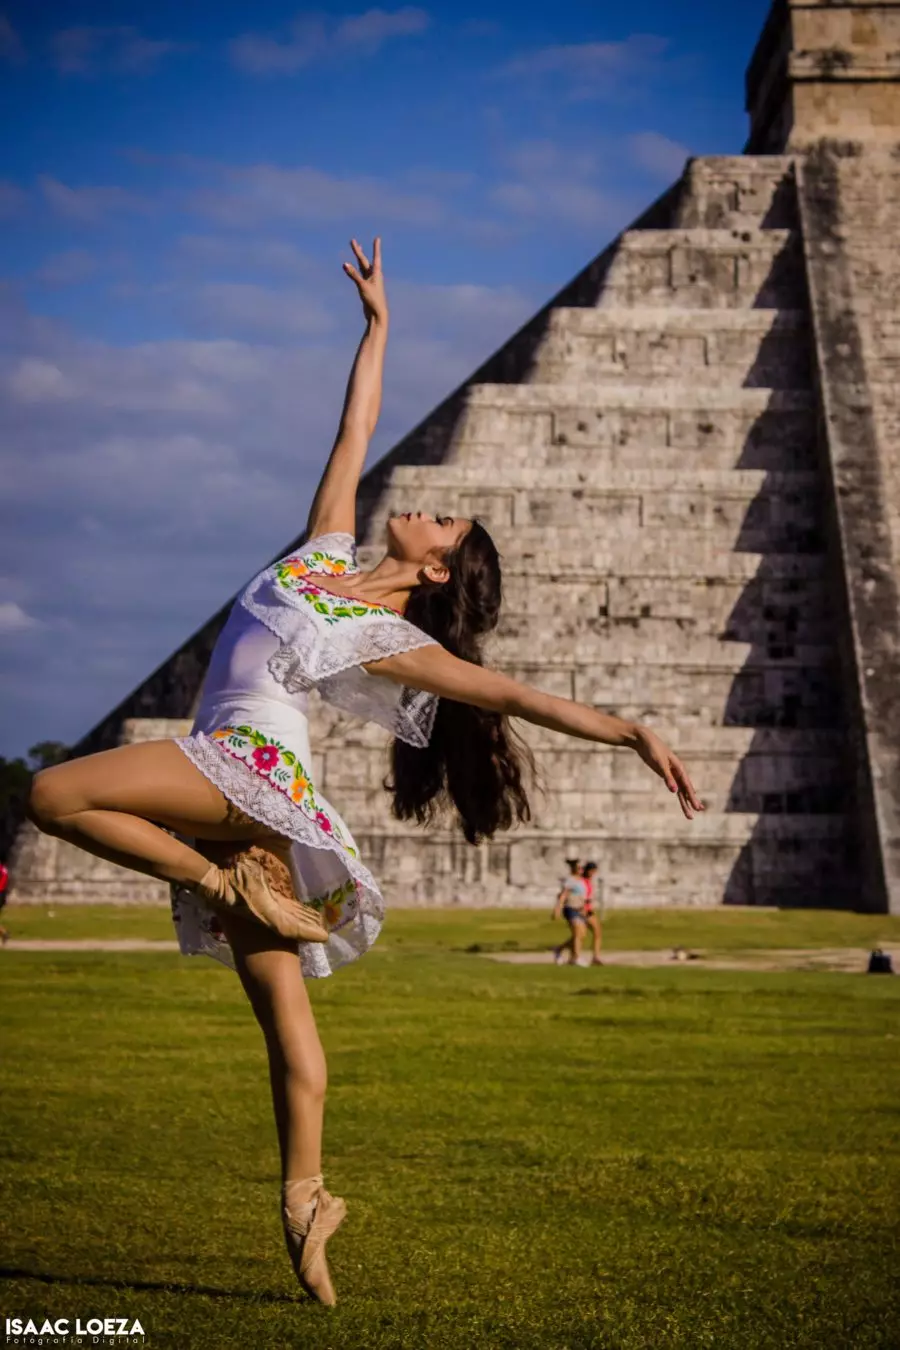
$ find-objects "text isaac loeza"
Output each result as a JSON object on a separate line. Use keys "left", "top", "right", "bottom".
{"left": 5, "top": 1318, "right": 145, "bottom": 1345}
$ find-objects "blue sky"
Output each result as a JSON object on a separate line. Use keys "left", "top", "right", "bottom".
{"left": 1, "top": 0, "right": 771, "bottom": 758}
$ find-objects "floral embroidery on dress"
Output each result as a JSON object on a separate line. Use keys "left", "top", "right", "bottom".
{"left": 275, "top": 550, "right": 351, "bottom": 584}
{"left": 308, "top": 877, "right": 358, "bottom": 927}
{"left": 273, "top": 540, "right": 400, "bottom": 627}
{"left": 297, "top": 581, "right": 398, "bottom": 626}
{"left": 209, "top": 724, "right": 358, "bottom": 857}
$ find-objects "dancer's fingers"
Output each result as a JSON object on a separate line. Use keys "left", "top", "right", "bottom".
{"left": 351, "top": 238, "right": 371, "bottom": 272}
{"left": 372, "top": 235, "right": 381, "bottom": 272}
{"left": 672, "top": 757, "right": 704, "bottom": 814}
{"left": 343, "top": 261, "right": 363, "bottom": 285}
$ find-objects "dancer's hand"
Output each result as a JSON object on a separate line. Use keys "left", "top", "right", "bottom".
{"left": 631, "top": 725, "right": 704, "bottom": 820}
{"left": 343, "top": 236, "right": 388, "bottom": 326}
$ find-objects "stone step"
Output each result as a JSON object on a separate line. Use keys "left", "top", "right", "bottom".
{"left": 410, "top": 531, "right": 828, "bottom": 577}
{"left": 449, "top": 385, "right": 815, "bottom": 465}
{"left": 488, "top": 611, "right": 831, "bottom": 657}
{"left": 496, "top": 661, "right": 842, "bottom": 729}
{"left": 343, "top": 801, "right": 847, "bottom": 842}
{"left": 503, "top": 605, "right": 830, "bottom": 651}
{"left": 370, "top": 472, "right": 823, "bottom": 551}
{"left": 388, "top": 465, "right": 813, "bottom": 493}
{"left": 442, "top": 437, "right": 818, "bottom": 473}
{"left": 531, "top": 308, "right": 811, "bottom": 388}
{"left": 359, "top": 541, "right": 827, "bottom": 586}
{"left": 598, "top": 228, "right": 805, "bottom": 309}
{"left": 349, "top": 814, "right": 853, "bottom": 909}
{"left": 321, "top": 737, "right": 847, "bottom": 813}
{"left": 674, "top": 157, "right": 799, "bottom": 231}
{"left": 312, "top": 700, "right": 844, "bottom": 757}
{"left": 485, "top": 622, "right": 833, "bottom": 667}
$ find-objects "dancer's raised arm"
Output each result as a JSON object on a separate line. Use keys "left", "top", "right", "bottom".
{"left": 305, "top": 237, "right": 388, "bottom": 539}
{"left": 366, "top": 644, "right": 704, "bottom": 820}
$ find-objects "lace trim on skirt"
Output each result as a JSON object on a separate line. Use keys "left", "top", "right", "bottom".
{"left": 172, "top": 733, "right": 384, "bottom": 980}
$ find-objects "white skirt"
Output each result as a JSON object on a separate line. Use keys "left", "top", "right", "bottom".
{"left": 170, "top": 694, "right": 383, "bottom": 979}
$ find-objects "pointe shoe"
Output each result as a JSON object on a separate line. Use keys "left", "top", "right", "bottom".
{"left": 194, "top": 853, "right": 329, "bottom": 943}
{"left": 282, "top": 1174, "right": 347, "bottom": 1306}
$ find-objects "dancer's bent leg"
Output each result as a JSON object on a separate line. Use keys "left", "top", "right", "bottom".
{"left": 215, "top": 910, "right": 326, "bottom": 1183}
{"left": 26, "top": 741, "right": 266, "bottom": 886}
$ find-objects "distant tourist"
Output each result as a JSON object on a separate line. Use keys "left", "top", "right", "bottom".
{"left": 581, "top": 860, "right": 604, "bottom": 966}
{"left": 0, "top": 860, "right": 9, "bottom": 945}
{"left": 553, "top": 858, "right": 588, "bottom": 965}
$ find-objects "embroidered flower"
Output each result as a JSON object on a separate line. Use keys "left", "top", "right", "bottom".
{"left": 315, "top": 810, "right": 333, "bottom": 834}
{"left": 275, "top": 547, "right": 354, "bottom": 593}
{"left": 252, "top": 745, "right": 280, "bottom": 773}
{"left": 323, "top": 901, "right": 342, "bottom": 926}
{"left": 290, "top": 774, "right": 311, "bottom": 803}
{"left": 282, "top": 558, "right": 310, "bottom": 578}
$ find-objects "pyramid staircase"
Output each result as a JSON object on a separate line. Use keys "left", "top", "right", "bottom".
{"left": 306, "top": 157, "right": 854, "bottom": 910}
{"left": 9, "top": 155, "right": 859, "bottom": 909}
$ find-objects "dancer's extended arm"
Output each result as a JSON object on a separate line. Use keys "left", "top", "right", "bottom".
{"left": 305, "top": 237, "right": 388, "bottom": 539}
{"left": 365, "top": 645, "right": 705, "bottom": 820}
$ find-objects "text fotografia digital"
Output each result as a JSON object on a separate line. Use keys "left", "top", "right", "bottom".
{"left": 4, "top": 1319, "right": 145, "bottom": 1346}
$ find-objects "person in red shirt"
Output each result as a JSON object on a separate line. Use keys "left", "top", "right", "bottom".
{"left": 581, "top": 861, "right": 603, "bottom": 966}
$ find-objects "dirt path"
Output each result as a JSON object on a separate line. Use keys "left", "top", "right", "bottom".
{"left": 2, "top": 940, "right": 898, "bottom": 972}
{"left": 483, "top": 945, "right": 900, "bottom": 974}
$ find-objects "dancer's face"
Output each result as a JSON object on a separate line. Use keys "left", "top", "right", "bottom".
{"left": 387, "top": 511, "right": 472, "bottom": 574}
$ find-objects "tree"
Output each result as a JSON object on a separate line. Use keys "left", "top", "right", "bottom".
{"left": 27, "top": 741, "right": 70, "bottom": 770}
{"left": 0, "top": 742, "right": 70, "bottom": 860}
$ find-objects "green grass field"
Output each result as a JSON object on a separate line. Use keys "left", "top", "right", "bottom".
{"left": 1, "top": 907, "right": 899, "bottom": 1349}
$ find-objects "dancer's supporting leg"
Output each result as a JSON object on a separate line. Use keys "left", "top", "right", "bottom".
{"left": 213, "top": 908, "right": 343, "bottom": 1304}
{"left": 26, "top": 741, "right": 257, "bottom": 883}
{"left": 216, "top": 910, "right": 327, "bottom": 1184}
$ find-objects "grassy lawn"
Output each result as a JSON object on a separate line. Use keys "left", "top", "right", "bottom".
{"left": 5, "top": 901, "right": 900, "bottom": 952}
{"left": 1, "top": 912, "right": 898, "bottom": 1349}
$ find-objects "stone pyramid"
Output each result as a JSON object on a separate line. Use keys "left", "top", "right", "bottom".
{"left": 13, "top": 0, "right": 900, "bottom": 915}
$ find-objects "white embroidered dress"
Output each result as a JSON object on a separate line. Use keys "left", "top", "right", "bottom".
{"left": 172, "top": 532, "right": 438, "bottom": 979}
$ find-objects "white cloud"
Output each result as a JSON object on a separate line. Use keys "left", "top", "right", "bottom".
{"left": 7, "top": 358, "right": 79, "bottom": 402}
{"left": 190, "top": 282, "right": 337, "bottom": 338}
{"left": 488, "top": 138, "right": 624, "bottom": 231}
{"left": 38, "top": 175, "right": 154, "bottom": 224}
{"left": 230, "top": 7, "right": 429, "bottom": 75}
{"left": 336, "top": 7, "right": 429, "bottom": 49}
{"left": 175, "top": 234, "right": 316, "bottom": 277}
{"left": 188, "top": 163, "right": 443, "bottom": 228}
{"left": 0, "top": 602, "right": 39, "bottom": 634}
{"left": 498, "top": 34, "right": 668, "bottom": 101}
{"left": 630, "top": 130, "right": 690, "bottom": 179}
{"left": 51, "top": 26, "right": 187, "bottom": 76}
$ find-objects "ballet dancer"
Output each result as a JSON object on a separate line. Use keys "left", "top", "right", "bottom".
{"left": 26, "top": 237, "right": 704, "bottom": 1306}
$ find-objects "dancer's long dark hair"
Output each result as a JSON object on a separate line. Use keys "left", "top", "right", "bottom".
{"left": 386, "top": 519, "right": 534, "bottom": 845}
